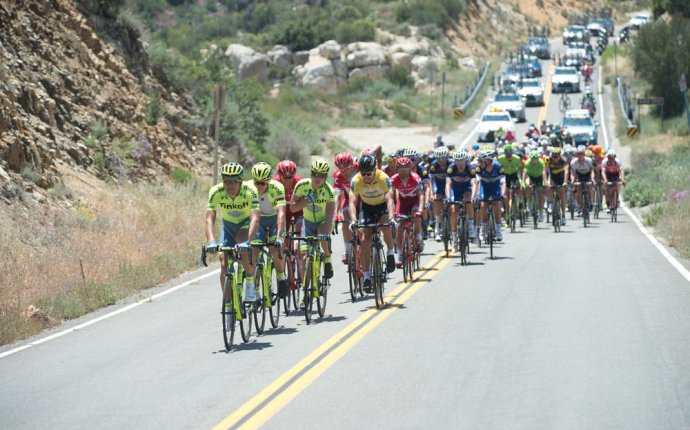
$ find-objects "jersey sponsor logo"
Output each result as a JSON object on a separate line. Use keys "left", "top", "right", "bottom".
{"left": 220, "top": 201, "right": 250, "bottom": 210}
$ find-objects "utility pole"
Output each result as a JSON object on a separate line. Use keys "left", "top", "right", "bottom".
{"left": 681, "top": 73, "right": 690, "bottom": 133}
{"left": 212, "top": 84, "right": 226, "bottom": 184}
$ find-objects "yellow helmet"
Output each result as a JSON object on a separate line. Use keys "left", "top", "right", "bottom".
{"left": 251, "top": 162, "right": 272, "bottom": 181}
{"left": 221, "top": 162, "right": 243, "bottom": 178}
{"left": 311, "top": 158, "right": 330, "bottom": 174}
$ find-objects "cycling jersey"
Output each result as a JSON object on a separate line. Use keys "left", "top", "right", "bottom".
{"left": 497, "top": 154, "right": 523, "bottom": 175}
{"left": 524, "top": 159, "right": 545, "bottom": 178}
{"left": 570, "top": 157, "right": 593, "bottom": 175}
{"left": 546, "top": 157, "right": 568, "bottom": 185}
{"left": 244, "top": 179, "right": 285, "bottom": 217}
{"left": 602, "top": 157, "right": 622, "bottom": 175}
{"left": 333, "top": 169, "right": 354, "bottom": 212}
{"left": 293, "top": 178, "right": 336, "bottom": 223}
{"left": 429, "top": 158, "right": 450, "bottom": 195}
{"left": 447, "top": 162, "right": 477, "bottom": 201}
{"left": 391, "top": 172, "right": 422, "bottom": 199}
{"left": 415, "top": 164, "right": 430, "bottom": 184}
{"left": 207, "top": 182, "right": 259, "bottom": 224}
{"left": 476, "top": 161, "right": 505, "bottom": 200}
{"left": 350, "top": 170, "right": 391, "bottom": 206}
{"left": 273, "top": 173, "right": 303, "bottom": 224}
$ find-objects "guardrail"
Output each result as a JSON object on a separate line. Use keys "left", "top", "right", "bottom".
{"left": 453, "top": 62, "right": 491, "bottom": 117}
{"left": 617, "top": 77, "right": 636, "bottom": 128}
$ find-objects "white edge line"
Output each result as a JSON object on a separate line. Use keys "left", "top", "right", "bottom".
{"left": 0, "top": 269, "right": 220, "bottom": 359}
{"left": 622, "top": 204, "right": 690, "bottom": 283}
{"left": 598, "top": 64, "right": 610, "bottom": 150}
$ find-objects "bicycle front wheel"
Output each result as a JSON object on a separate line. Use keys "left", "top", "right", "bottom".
{"left": 316, "top": 260, "right": 327, "bottom": 318}
{"left": 289, "top": 255, "right": 302, "bottom": 313}
{"left": 459, "top": 216, "right": 468, "bottom": 265}
{"left": 303, "top": 258, "right": 314, "bottom": 325}
{"left": 372, "top": 247, "right": 384, "bottom": 309}
{"left": 401, "top": 232, "right": 410, "bottom": 282}
{"left": 267, "top": 264, "right": 280, "bottom": 329}
{"left": 221, "top": 276, "right": 236, "bottom": 351}
{"left": 442, "top": 213, "right": 451, "bottom": 258}
{"left": 347, "top": 243, "right": 360, "bottom": 301}
{"left": 253, "top": 265, "right": 266, "bottom": 335}
{"left": 487, "top": 212, "right": 495, "bottom": 260}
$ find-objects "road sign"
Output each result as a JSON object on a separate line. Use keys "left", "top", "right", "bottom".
{"left": 627, "top": 126, "right": 638, "bottom": 137}
{"left": 453, "top": 107, "right": 464, "bottom": 118}
{"left": 637, "top": 97, "right": 664, "bottom": 105}
{"left": 680, "top": 73, "right": 687, "bottom": 92}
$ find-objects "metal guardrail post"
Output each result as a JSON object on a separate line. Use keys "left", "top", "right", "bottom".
{"left": 455, "top": 62, "right": 491, "bottom": 115}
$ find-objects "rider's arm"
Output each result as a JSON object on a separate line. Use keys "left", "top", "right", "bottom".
{"left": 334, "top": 189, "right": 344, "bottom": 220}
{"left": 205, "top": 210, "right": 216, "bottom": 242}
{"left": 323, "top": 201, "right": 335, "bottom": 234}
{"left": 385, "top": 189, "right": 395, "bottom": 218}
{"left": 290, "top": 192, "right": 307, "bottom": 213}
{"left": 276, "top": 205, "right": 286, "bottom": 241}
{"left": 348, "top": 190, "right": 358, "bottom": 222}
{"left": 417, "top": 187, "right": 424, "bottom": 211}
{"left": 445, "top": 177, "right": 451, "bottom": 201}
{"left": 247, "top": 209, "right": 260, "bottom": 243}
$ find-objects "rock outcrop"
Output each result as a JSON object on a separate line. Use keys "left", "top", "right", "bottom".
{"left": 225, "top": 44, "right": 270, "bottom": 83}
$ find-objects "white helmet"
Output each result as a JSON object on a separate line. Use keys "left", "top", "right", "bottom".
{"left": 434, "top": 146, "right": 449, "bottom": 158}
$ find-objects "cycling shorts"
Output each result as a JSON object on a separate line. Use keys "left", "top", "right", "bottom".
{"left": 505, "top": 173, "right": 521, "bottom": 190}
{"left": 479, "top": 182, "right": 502, "bottom": 201}
{"left": 550, "top": 173, "right": 565, "bottom": 186}
{"left": 527, "top": 175, "right": 544, "bottom": 188}
{"left": 396, "top": 197, "right": 419, "bottom": 217}
{"left": 576, "top": 173, "right": 592, "bottom": 184}
{"left": 431, "top": 180, "right": 446, "bottom": 198}
{"left": 606, "top": 174, "right": 621, "bottom": 184}
{"left": 449, "top": 184, "right": 472, "bottom": 202}
{"left": 359, "top": 201, "right": 389, "bottom": 224}
{"left": 255, "top": 215, "right": 278, "bottom": 242}
{"left": 220, "top": 218, "right": 250, "bottom": 247}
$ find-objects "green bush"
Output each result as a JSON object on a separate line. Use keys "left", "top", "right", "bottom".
{"left": 419, "top": 23, "right": 444, "bottom": 40}
{"left": 335, "top": 19, "right": 376, "bottom": 44}
{"left": 170, "top": 167, "right": 193, "bottom": 184}
{"left": 144, "top": 92, "right": 165, "bottom": 125}
{"left": 385, "top": 66, "right": 415, "bottom": 88}
{"left": 90, "top": 119, "right": 108, "bottom": 141}
{"left": 396, "top": 0, "right": 449, "bottom": 28}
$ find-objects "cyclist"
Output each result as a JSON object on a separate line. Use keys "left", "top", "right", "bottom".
{"left": 383, "top": 152, "right": 398, "bottom": 178}
{"left": 205, "top": 162, "right": 260, "bottom": 301}
{"left": 522, "top": 150, "right": 547, "bottom": 222}
{"left": 333, "top": 152, "right": 356, "bottom": 264}
{"left": 497, "top": 143, "right": 524, "bottom": 227}
{"left": 545, "top": 147, "right": 569, "bottom": 225}
{"left": 348, "top": 153, "right": 396, "bottom": 292}
{"left": 406, "top": 148, "right": 432, "bottom": 239}
{"left": 473, "top": 150, "right": 506, "bottom": 241}
{"left": 391, "top": 156, "right": 424, "bottom": 266}
{"left": 429, "top": 146, "right": 451, "bottom": 241}
{"left": 291, "top": 159, "right": 336, "bottom": 279}
{"left": 446, "top": 150, "right": 478, "bottom": 247}
{"left": 582, "top": 88, "right": 596, "bottom": 116}
{"left": 434, "top": 133, "right": 445, "bottom": 148}
{"left": 273, "top": 160, "right": 303, "bottom": 236}
{"left": 582, "top": 61, "right": 593, "bottom": 85}
{"left": 569, "top": 145, "right": 595, "bottom": 214}
{"left": 248, "top": 162, "right": 289, "bottom": 298}
{"left": 590, "top": 144, "right": 605, "bottom": 208}
{"left": 601, "top": 148, "right": 626, "bottom": 212}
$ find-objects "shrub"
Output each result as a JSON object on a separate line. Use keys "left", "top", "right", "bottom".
{"left": 335, "top": 19, "right": 376, "bottom": 44}
{"left": 385, "top": 66, "right": 415, "bottom": 88}
{"left": 170, "top": 167, "right": 193, "bottom": 184}
{"left": 396, "top": 0, "right": 449, "bottom": 28}
{"left": 90, "top": 119, "right": 108, "bottom": 141}
{"left": 419, "top": 23, "right": 444, "bottom": 40}
{"left": 145, "top": 91, "right": 165, "bottom": 125}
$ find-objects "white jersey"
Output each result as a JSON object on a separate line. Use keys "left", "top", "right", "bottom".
{"left": 570, "top": 157, "right": 593, "bottom": 175}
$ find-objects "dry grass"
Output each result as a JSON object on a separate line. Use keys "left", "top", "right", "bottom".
{"left": 0, "top": 181, "right": 206, "bottom": 345}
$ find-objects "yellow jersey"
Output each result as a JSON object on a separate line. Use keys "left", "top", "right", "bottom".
{"left": 350, "top": 170, "right": 391, "bottom": 206}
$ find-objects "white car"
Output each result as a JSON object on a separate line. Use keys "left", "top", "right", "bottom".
{"left": 490, "top": 93, "right": 526, "bottom": 122}
{"left": 517, "top": 78, "right": 545, "bottom": 106}
{"left": 561, "top": 109, "right": 598, "bottom": 145}
{"left": 476, "top": 108, "right": 514, "bottom": 142}
{"left": 628, "top": 13, "right": 651, "bottom": 29}
{"left": 562, "top": 25, "right": 587, "bottom": 44}
{"left": 551, "top": 66, "right": 581, "bottom": 93}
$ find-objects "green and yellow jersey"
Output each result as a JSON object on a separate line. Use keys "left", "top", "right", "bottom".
{"left": 293, "top": 178, "right": 335, "bottom": 223}
{"left": 207, "top": 182, "right": 259, "bottom": 224}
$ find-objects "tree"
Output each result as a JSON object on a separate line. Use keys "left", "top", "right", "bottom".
{"left": 632, "top": 17, "right": 690, "bottom": 117}
{"left": 652, "top": 0, "right": 690, "bottom": 18}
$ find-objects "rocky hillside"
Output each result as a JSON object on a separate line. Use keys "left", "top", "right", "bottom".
{"left": 0, "top": 0, "right": 210, "bottom": 207}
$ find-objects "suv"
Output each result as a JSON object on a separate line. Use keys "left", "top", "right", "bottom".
{"left": 561, "top": 109, "right": 597, "bottom": 145}
{"left": 562, "top": 25, "right": 588, "bottom": 45}
{"left": 527, "top": 37, "right": 550, "bottom": 60}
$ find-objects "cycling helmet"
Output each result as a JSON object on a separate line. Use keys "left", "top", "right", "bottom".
{"left": 478, "top": 150, "right": 493, "bottom": 161}
{"left": 276, "top": 160, "right": 297, "bottom": 177}
{"left": 576, "top": 145, "right": 586, "bottom": 154}
{"left": 585, "top": 149, "right": 592, "bottom": 157}
{"left": 551, "top": 147, "right": 562, "bottom": 155}
{"left": 435, "top": 133, "right": 443, "bottom": 140}
{"left": 530, "top": 150, "right": 539, "bottom": 159}
{"left": 382, "top": 154, "right": 389, "bottom": 166}
{"left": 607, "top": 148, "right": 616, "bottom": 157}
{"left": 311, "top": 158, "right": 330, "bottom": 174}
{"left": 446, "top": 141, "right": 456, "bottom": 150}
{"left": 503, "top": 144, "right": 513, "bottom": 153}
{"left": 434, "top": 146, "right": 449, "bottom": 158}
{"left": 334, "top": 152, "right": 354, "bottom": 169}
{"left": 251, "top": 162, "right": 272, "bottom": 181}
{"left": 358, "top": 154, "right": 376, "bottom": 174}
{"left": 221, "top": 162, "right": 243, "bottom": 178}
{"left": 454, "top": 150, "right": 470, "bottom": 162}
{"left": 397, "top": 157, "right": 413, "bottom": 167}
{"left": 402, "top": 147, "right": 417, "bottom": 160}
{"left": 472, "top": 143, "right": 480, "bottom": 151}
{"left": 591, "top": 145, "right": 603, "bottom": 155}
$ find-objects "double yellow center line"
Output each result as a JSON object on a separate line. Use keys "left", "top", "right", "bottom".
{"left": 213, "top": 252, "right": 452, "bottom": 429}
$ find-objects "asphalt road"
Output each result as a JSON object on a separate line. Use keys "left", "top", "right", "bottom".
{"left": 2, "top": 37, "right": 690, "bottom": 430}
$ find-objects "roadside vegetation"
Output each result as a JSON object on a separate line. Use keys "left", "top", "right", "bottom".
{"left": 600, "top": 4, "right": 690, "bottom": 258}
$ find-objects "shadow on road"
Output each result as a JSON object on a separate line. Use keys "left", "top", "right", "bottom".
{"left": 455, "top": 261, "right": 485, "bottom": 267}
{"left": 213, "top": 341, "right": 273, "bottom": 354}
{"left": 312, "top": 315, "right": 347, "bottom": 324}
{"left": 261, "top": 326, "right": 298, "bottom": 336}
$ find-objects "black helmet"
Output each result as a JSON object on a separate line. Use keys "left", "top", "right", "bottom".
{"left": 358, "top": 154, "right": 376, "bottom": 174}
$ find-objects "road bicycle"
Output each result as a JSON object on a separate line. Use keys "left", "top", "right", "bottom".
{"left": 301, "top": 235, "right": 330, "bottom": 324}
{"left": 283, "top": 230, "right": 302, "bottom": 314}
{"left": 440, "top": 200, "right": 452, "bottom": 258}
{"left": 608, "top": 181, "right": 621, "bottom": 223}
{"left": 201, "top": 244, "right": 254, "bottom": 351}
{"left": 593, "top": 180, "right": 603, "bottom": 219}
{"left": 395, "top": 214, "right": 419, "bottom": 282}
{"left": 334, "top": 220, "right": 363, "bottom": 302}
{"left": 526, "top": 181, "right": 541, "bottom": 229}
{"left": 559, "top": 92, "right": 571, "bottom": 114}
{"left": 251, "top": 239, "right": 282, "bottom": 332}
{"left": 551, "top": 184, "right": 563, "bottom": 233}
{"left": 353, "top": 222, "right": 392, "bottom": 309}
{"left": 507, "top": 181, "right": 523, "bottom": 233}
{"left": 567, "top": 182, "right": 576, "bottom": 220}
{"left": 575, "top": 181, "right": 591, "bottom": 227}
{"left": 451, "top": 202, "right": 470, "bottom": 266}
{"left": 477, "top": 196, "right": 500, "bottom": 260}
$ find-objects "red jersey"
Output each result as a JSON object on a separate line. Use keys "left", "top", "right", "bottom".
{"left": 602, "top": 157, "right": 621, "bottom": 175}
{"left": 333, "top": 169, "right": 354, "bottom": 211}
{"left": 272, "top": 173, "right": 303, "bottom": 222}
{"left": 391, "top": 172, "right": 422, "bottom": 200}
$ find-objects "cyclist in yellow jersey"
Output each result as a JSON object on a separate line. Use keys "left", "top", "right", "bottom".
{"left": 247, "top": 162, "right": 289, "bottom": 298}
{"left": 206, "top": 162, "right": 260, "bottom": 301}
{"left": 290, "top": 159, "right": 336, "bottom": 279}
{"left": 348, "top": 154, "right": 396, "bottom": 292}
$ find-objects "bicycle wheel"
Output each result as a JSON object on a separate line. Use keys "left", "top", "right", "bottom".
{"left": 221, "top": 275, "right": 236, "bottom": 351}
{"left": 239, "top": 277, "right": 253, "bottom": 343}
{"left": 347, "top": 243, "right": 360, "bottom": 302}
{"left": 594, "top": 187, "right": 601, "bottom": 219}
{"left": 316, "top": 259, "right": 327, "bottom": 318}
{"left": 552, "top": 195, "right": 560, "bottom": 233}
{"left": 487, "top": 211, "right": 495, "bottom": 259}
{"left": 582, "top": 190, "right": 590, "bottom": 228}
{"left": 290, "top": 256, "right": 302, "bottom": 313}
{"left": 253, "top": 265, "right": 266, "bottom": 335}
{"left": 372, "top": 246, "right": 384, "bottom": 309}
{"left": 510, "top": 199, "right": 517, "bottom": 233}
{"left": 459, "top": 216, "right": 468, "bottom": 265}
{"left": 611, "top": 189, "right": 618, "bottom": 223}
{"left": 267, "top": 262, "right": 280, "bottom": 329}
{"left": 442, "top": 213, "right": 451, "bottom": 258}
{"left": 302, "top": 258, "right": 314, "bottom": 324}
{"left": 401, "top": 232, "right": 410, "bottom": 282}
{"left": 531, "top": 193, "right": 538, "bottom": 229}
{"left": 405, "top": 232, "right": 415, "bottom": 280}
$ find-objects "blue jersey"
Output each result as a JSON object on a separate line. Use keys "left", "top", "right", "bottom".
{"left": 446, "top": 162, "right": 478, "bottom": 185}
{"left": 429, "top": 158, "right": 450, "bottom": 193}
{"left": 475, "top": 161, "right": 505, "bottom": 184}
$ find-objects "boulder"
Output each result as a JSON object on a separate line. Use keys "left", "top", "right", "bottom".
{"left": 345, "top": 42, "right": 387, "bottom": 69}
{"left": 224, "top": 44, "right": 269, "bottom": 83}
{"left": 459, "top": 57, "right": 478, "bottom": 70}
{"left": 294, "top": 51, "right": 310, "bottom": 66}
{"left": 267, "top": 45, "right": 293, "bottom": 70}
{"left": 349, "top": 65, "right": 389, "bottom": 80}
{"left": 388, "top": 39, "right": 429, "bottom": 56}
{"left": 317, "top": 40, "right": 342, "bottom": 60}
{"left": 390, "top": 52, "right": 413, "bottom": 72}
{"left": 295, "top": 55, "right": 347, "bottom": 94}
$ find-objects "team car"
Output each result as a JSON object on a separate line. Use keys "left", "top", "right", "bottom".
{"left": 551, "top": 66, "right": 581, "bottom": 93}
{"left": 476, "top": 107, "right": 515, "bottom": 142}
{"left": 517, "top": 78, "right": 545, "bottom": 106}
{"left": 561, "top": 109, "right": 598, "bottom": 145}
